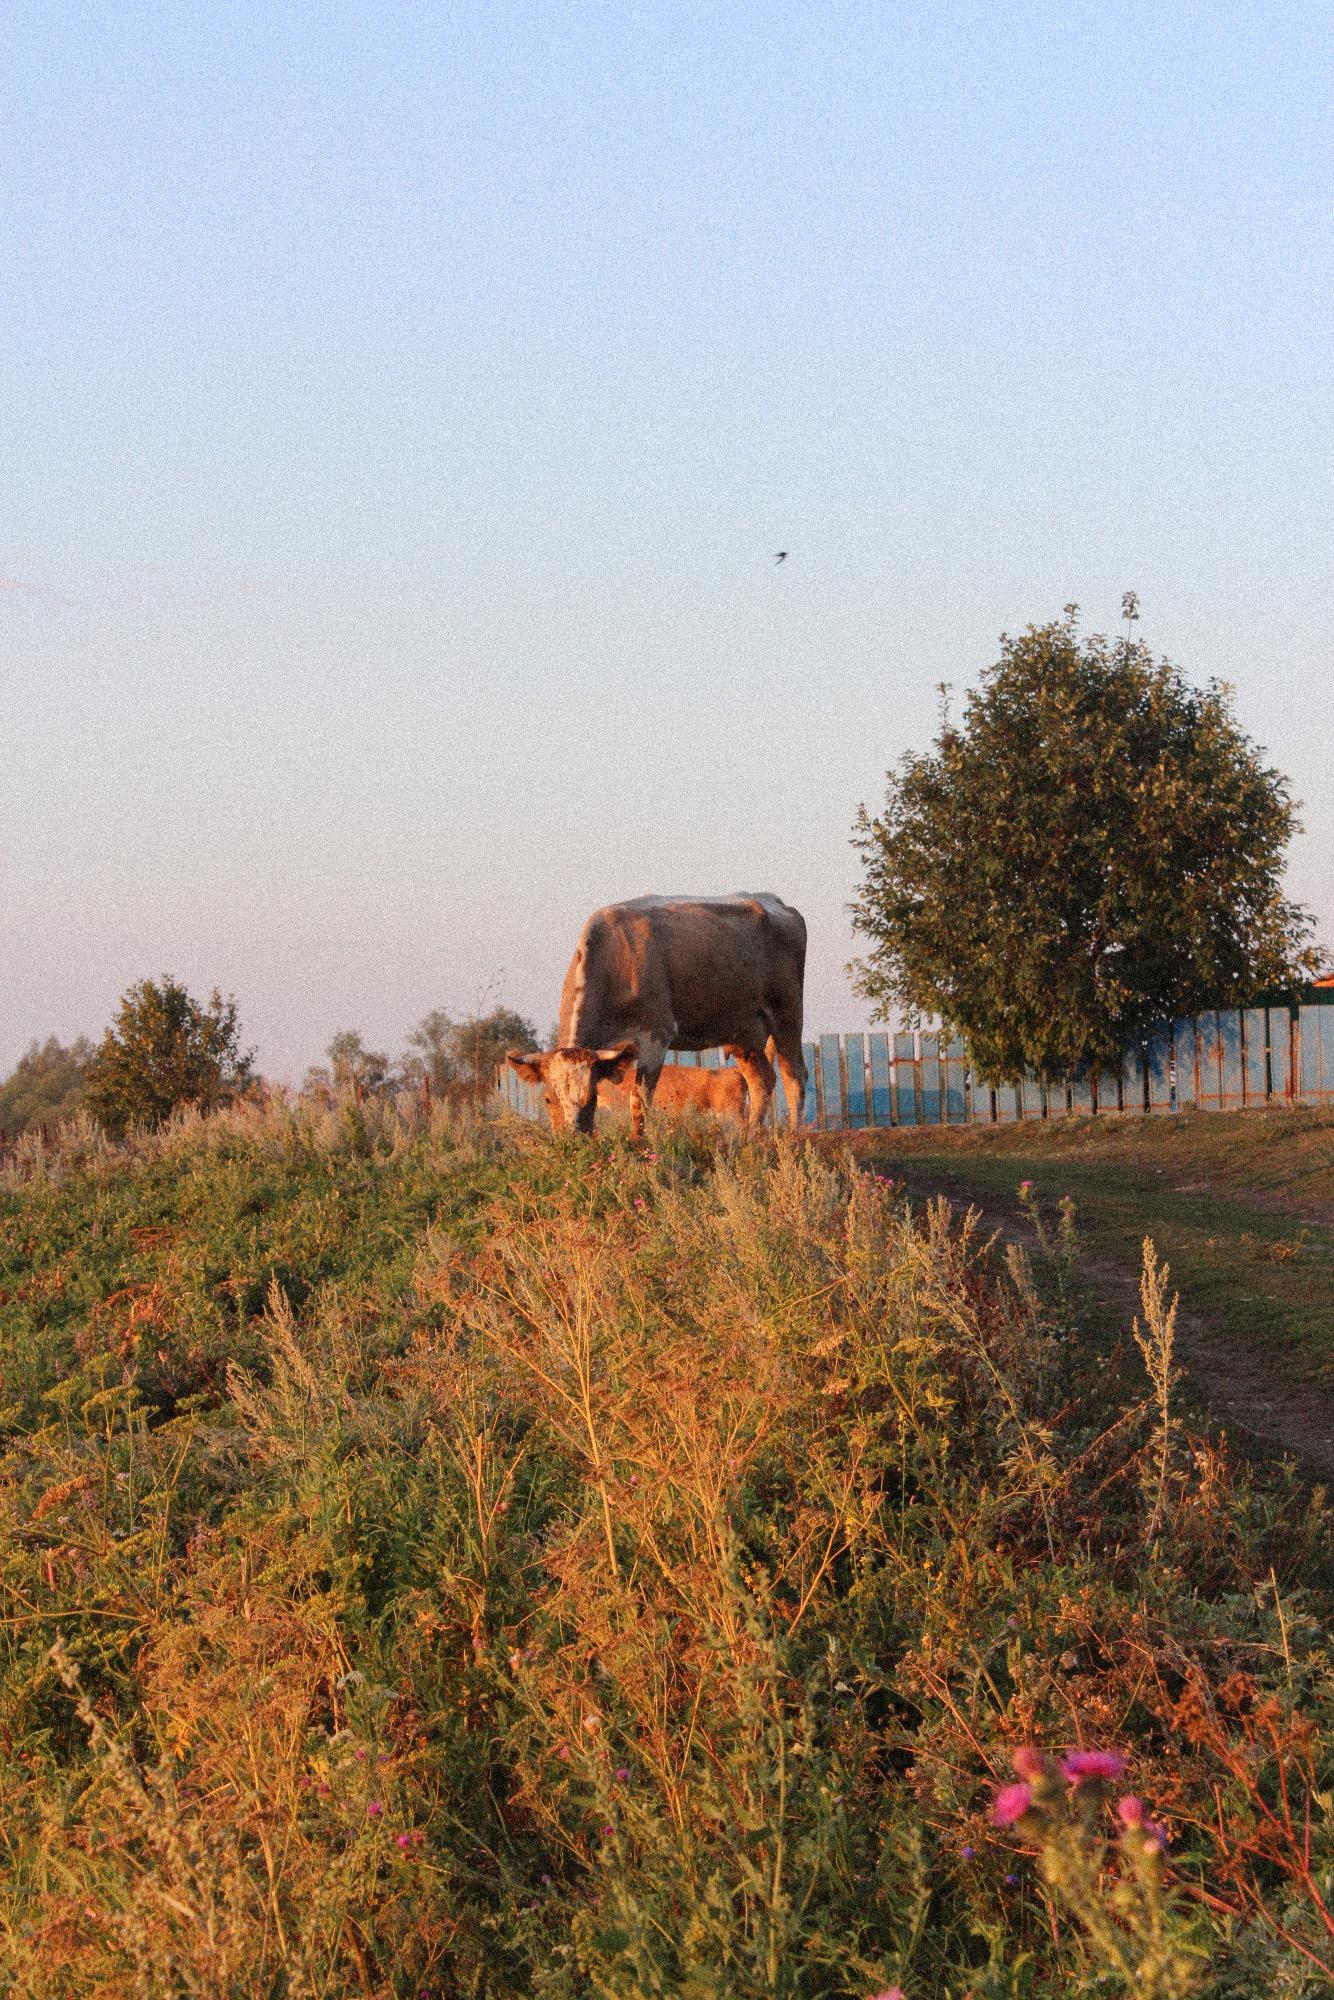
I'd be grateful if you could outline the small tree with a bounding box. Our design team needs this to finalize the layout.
[400,1009,457,1096]
[0,1036,94,1138]
[86,978,255,1136]
[325,1030,393,1097]
[454,1006,538,1093]
[400,1006,538,1098]
[851,613,1317,1082]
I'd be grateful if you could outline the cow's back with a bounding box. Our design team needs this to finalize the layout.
[564,894,805,1050]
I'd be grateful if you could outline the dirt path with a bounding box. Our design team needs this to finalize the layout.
[894,1166,1334,1484]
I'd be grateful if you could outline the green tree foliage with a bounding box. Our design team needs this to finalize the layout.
[323,1030,393,1097]
[851,613,1316,1081]
[401,1005,538,1095]
[0,1036,93,1138]
[85,978,255,1137]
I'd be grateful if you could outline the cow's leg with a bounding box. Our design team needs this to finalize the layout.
[727,1043,776,1128]
[631,1046,665,1141]
[771,1033,807,1132]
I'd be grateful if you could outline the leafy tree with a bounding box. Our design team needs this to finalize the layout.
[85,978,255,1136]
[325,1030,393,1096]
[400,1009,457,1095]
[851,612,1316,1082]
[401,1005,539,1096]
[451,1007,538,1092]
[0,1036,94,1138]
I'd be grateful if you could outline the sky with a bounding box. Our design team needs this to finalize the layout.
[4,0,1332,1081]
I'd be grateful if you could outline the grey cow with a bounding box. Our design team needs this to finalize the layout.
[506,893,807,1138]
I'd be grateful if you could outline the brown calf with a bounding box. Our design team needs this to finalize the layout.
[598,1045,775,1126]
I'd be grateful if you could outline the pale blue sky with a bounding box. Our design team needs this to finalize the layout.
[4,1,1331,1078]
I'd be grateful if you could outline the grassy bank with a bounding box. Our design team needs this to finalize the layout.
[2,1101,1334,1995]
[851,1109,1334,1387]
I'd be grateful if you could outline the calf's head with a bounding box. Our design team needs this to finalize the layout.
[505,1043,637,1134]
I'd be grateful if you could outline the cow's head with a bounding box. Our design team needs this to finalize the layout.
[505,1043,638,1134]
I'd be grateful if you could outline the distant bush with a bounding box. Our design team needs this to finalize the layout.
[84,977,255,1137]
[0,1035,93,1138]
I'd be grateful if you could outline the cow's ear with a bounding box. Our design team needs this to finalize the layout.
[506,1050,547,1085]
[593,1041,637,1083]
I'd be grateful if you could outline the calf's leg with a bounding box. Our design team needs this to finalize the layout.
[725,1043,776,1128]
[770,1032,807,1132]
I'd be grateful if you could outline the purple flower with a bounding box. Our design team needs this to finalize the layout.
[992,1782,1034,1826]
[396,1831,412,1850]
[1118,1795,1168,1846]
[867,1989,904,2000]
[1005,1871,1019,1886]
[615,1766,630,1783]
[960,1844,975,1860]
[1062,1749,1126,1784]
[367,1799,384,1818]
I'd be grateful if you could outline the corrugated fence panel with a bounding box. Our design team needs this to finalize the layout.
[995,1081,1021,1123]
[1300,1005,1334,1101]
[845,1033,869,1127]
[1272,1008,1296,1104]
[894,1033,918,1125]
[1242,1008,1268,1105]
[943,1037,968,1122]
[1173,1018,1198,1108]
[868,1033,893,1124]
[802,1042,819,1125]
[1269,1008,1294,1100]
[1123,1046,1148,1115]
[1071,1068,1094,1116]
[920,1034,942,1124]
[819,1034,844,1128]
[1196,1011,1224,1110]
[1219,1010,1245,1109]
[1146,1025,1173,1112]
[1095,1062,1123,1113]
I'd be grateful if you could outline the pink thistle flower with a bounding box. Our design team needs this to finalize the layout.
[614,1766,629,1783]
[367,1799,384,1818]
[396,1831,412,1851]
[1062,1749,1125,1783]
[992,1782,1034,1826]
[868,1989,905,2000]
[1118,1795,1167,1846]
[556,1744,570,1761]
[1011,1745,1046,1781]
[1019,1179,1033,1192]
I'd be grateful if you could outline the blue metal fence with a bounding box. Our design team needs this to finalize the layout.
[497,999,1334,1128]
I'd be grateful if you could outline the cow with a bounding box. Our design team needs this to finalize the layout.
[597,1043,775,1125]
[505,893,806,1138]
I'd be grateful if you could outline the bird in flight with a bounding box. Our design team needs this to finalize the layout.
[773,550,788,563]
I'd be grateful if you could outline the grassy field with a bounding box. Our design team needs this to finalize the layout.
[3,1100,1334,1996]
[850,1109,1334,1399]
